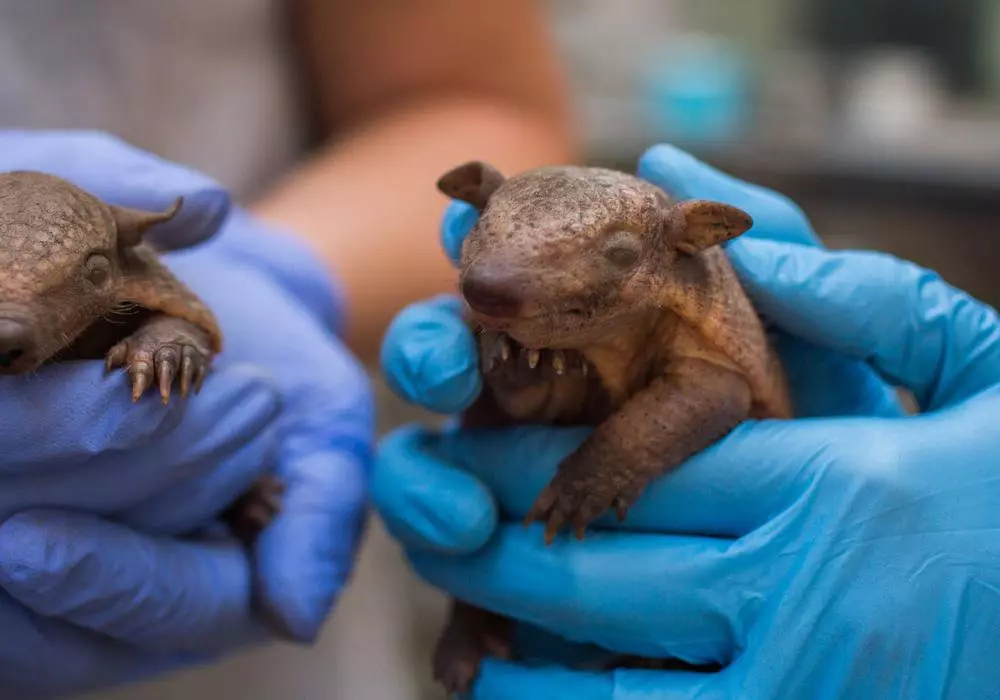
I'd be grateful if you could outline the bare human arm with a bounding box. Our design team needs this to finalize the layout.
[250,0,579,362]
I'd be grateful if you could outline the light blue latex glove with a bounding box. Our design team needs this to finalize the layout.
[373,145,1000,698]
[0,131,373,698]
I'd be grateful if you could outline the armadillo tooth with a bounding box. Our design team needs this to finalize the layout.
[499,336,511,362]
[581,362,588,377]
[552,351,566,375]
[527,349,540,369]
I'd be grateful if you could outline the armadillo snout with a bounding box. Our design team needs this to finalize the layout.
[0,317,36,372]
[460,263,526,319]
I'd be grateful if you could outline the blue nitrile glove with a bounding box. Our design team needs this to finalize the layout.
[370,145,1000,698]
[0,131,373,698]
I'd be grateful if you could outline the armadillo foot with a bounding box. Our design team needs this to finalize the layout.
[105,315,212,404]
[221,474,286,546]
[524,451,645,543]
[433,604,512,696]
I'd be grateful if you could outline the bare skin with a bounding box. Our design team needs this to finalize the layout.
[251,0,577,362]
[0,170,281,545]
[427,161,794,693]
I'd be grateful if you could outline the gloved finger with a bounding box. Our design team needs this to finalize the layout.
[0,362,185,472]
[388,415,874,543]
[468,659,729,700]
[728,236,1000,410]
[254,448,368,642]
[510,622,619,668]
[114,411,280,536]
[371,425,498,555]
[0,590,185,698]
[0,509,266,653]
[636,143,819,247]
[441,199,480,265]
[381,294,481,414]
[409,525,744,663]
[0,364,281,520]
[0,129,230,250]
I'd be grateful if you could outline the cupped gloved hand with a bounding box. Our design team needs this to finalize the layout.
[0,131,373,698]
[372,144,1000,698]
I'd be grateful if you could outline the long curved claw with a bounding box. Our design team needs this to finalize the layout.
[129,363,153,402]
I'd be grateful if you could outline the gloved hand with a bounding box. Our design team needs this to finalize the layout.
[0,130,373,698]
[373,145,1000,698]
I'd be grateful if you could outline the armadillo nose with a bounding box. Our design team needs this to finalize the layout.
[0,318,34,370]
[460,264,524,319]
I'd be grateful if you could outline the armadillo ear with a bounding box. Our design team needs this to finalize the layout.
[668,200,753,255]
[111,197,184,248]
[436,161,505,211]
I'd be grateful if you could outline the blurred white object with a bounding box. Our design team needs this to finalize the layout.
[840,48,946,143]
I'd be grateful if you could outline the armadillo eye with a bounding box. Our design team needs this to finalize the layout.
[85,253,111,286]
[603,231,642,269]
[605,245,639,268]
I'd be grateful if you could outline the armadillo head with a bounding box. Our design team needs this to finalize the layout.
[0,171,180,372]
[437,161,753,349]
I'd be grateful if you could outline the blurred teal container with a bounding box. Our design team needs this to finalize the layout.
[641,34,750,145]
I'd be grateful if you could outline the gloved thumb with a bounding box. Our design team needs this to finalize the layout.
[441,199,480,266]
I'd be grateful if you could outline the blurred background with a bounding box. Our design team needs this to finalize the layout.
[44,0,995,697]
[556,0,1000,304]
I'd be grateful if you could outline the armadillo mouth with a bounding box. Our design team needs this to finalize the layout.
[0,353,37,374]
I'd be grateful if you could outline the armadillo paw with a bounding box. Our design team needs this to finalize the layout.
[220,474,286,546]
[107,318,212,404]
[433,614,511,696]
[524,455,642,543]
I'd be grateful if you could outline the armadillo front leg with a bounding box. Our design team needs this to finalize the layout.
[524,357,753,542]
[105,314,213,404]
[110,244,224,404]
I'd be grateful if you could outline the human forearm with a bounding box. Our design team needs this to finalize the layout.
[250,96,577,362]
